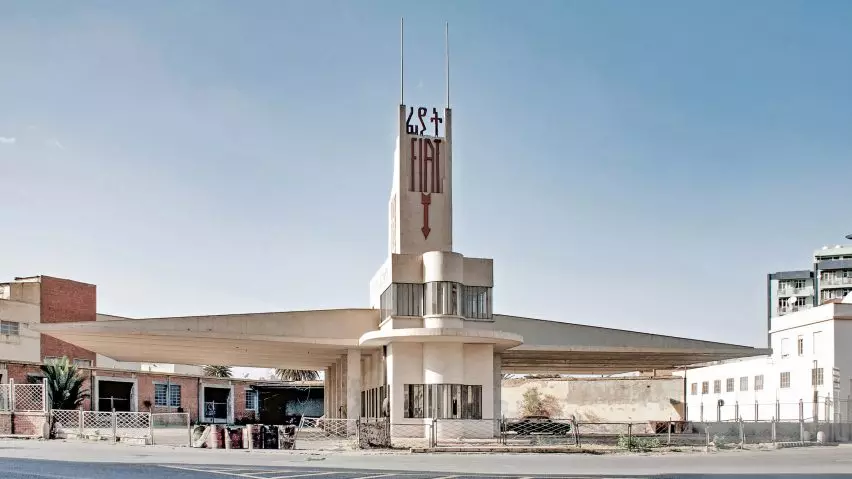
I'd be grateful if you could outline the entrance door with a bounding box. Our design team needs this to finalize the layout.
[203,387,231,423]
[98,381,133,412]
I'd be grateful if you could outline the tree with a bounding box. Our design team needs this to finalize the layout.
[203,365,233,378]
[41,357,89,439]
[41,357,89,410]
[275,369,319,381]
[518,387,563,418]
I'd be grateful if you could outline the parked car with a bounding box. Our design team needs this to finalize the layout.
[503,415,572,435]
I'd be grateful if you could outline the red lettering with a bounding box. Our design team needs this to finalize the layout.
[409,137,442,194]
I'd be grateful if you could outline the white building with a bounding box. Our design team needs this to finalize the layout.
[685,295,852,423]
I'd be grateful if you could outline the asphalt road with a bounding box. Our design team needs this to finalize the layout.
[3,440,852,478]
[4,456,852,479]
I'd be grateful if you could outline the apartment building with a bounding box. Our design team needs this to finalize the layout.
[767,243,852,339]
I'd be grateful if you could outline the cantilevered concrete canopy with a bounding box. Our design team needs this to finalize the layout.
[35,309,767,373]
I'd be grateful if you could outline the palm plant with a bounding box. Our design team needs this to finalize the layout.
[41,357,89,439]
[41,357,89,410]
[203,365,233,378]
[274,369,319,382]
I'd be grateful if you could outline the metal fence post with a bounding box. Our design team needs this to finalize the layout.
[755,401,759,422]
[734,401,739,422]
[738,418,744,448]
[700,401,704,422]
[187,415,192,447]
[716,401,721,422]
[771,417,776,443]
[776,400,780,421]
[9,379,14,412]
[627,423,633,450]
[111,412,117,444]
[42,378,48,413]
[78,410,83,438]
[148,413,154,445]
[667,419,672,446]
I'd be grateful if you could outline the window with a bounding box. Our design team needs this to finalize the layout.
[154,383,181,407]
[690,383,697,396]
[780,338,790,358]
[403,384,425,418]
[754,375,764,391]
[740,376,748,391]
[73,359,92,368]
[780,372,791,389]
[713,380,721,394]
[245,389,258,410]
[811,368,824,386]
[463,286,492,320]
[425,282,461,316]
[380,283,424,319]
[0,321,19,336]
[813,331,822,354]
[797,335,804,356]
[404,383,481,419]
[725,378,734,392]
[701,381,709,394]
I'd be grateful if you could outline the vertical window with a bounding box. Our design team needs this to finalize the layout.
[380,284,425,318]
[797,336,804,356]
[403,384,425,418]
[155,383,181,407]
[169,385,181,407]
[780,372,791,389]
[463,286,492,320]
[154,384,168,406]
[740,376,748,391]
[701,381,709,394]
[780,338,790,358]
[811,368,824,386]
[690,383,697,396]
[754,375,764,391]
[425,282,461,316]
[407,384,481,419]
[726,378,734,392]
[245,390,258,410]
[713,380,721,394]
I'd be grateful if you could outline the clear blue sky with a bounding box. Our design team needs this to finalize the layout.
[2,0,851,349]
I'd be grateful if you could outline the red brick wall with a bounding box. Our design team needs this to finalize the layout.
[38,276,97,365]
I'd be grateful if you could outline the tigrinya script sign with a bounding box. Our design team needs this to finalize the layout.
[405,106,446,240]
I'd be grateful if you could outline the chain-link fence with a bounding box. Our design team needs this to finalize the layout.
[151,413,191,446]
[115,412,151,443]
[296,417,358,450]
[51,409,83,439]
[0,384,10,412]
[81,411,114,441]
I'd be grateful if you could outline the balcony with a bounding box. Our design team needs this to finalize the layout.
[776,286,814,297]
[776,304,813,316]
[819,276,852,288]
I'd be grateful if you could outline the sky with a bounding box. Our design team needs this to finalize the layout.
[2,1,852,371]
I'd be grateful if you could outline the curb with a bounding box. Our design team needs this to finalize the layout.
[410,446,604,454]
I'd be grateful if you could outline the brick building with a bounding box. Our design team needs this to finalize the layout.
[0,275,320,424]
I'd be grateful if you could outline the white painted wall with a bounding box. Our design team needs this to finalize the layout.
[463,344,494,419]
[684,304,849,421]
[0,299,41,362]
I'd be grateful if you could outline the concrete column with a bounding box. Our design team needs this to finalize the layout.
[493,353,503,436]
[323,368,330,417]
[347,349,362,420]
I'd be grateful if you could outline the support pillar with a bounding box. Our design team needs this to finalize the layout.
[323,367,330,417]
[493,352,503,435]
[347,349,362,420]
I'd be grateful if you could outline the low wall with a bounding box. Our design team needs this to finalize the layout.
[692,421,841,443]
[0,412,48,437]
[502,377,685,422]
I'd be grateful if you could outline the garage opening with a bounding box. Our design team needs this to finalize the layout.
[203,387,231,423]
[98,380,133,412]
